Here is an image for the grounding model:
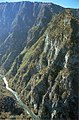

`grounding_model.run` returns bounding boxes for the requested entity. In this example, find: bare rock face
[0,1,64,71]
[0,1,79,120]
[17,10,78,120]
